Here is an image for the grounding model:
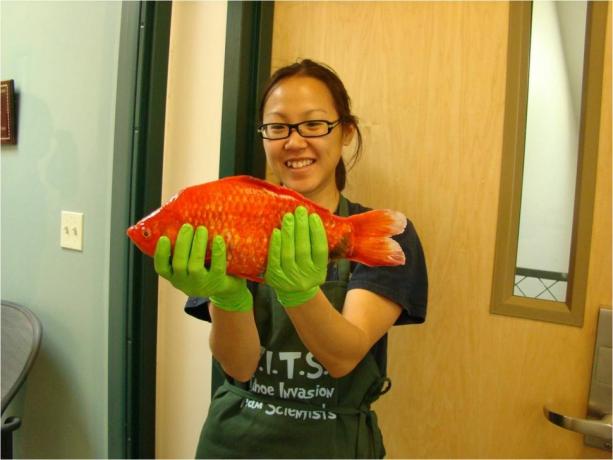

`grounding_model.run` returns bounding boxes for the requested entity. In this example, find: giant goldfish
[127,175,406,282]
